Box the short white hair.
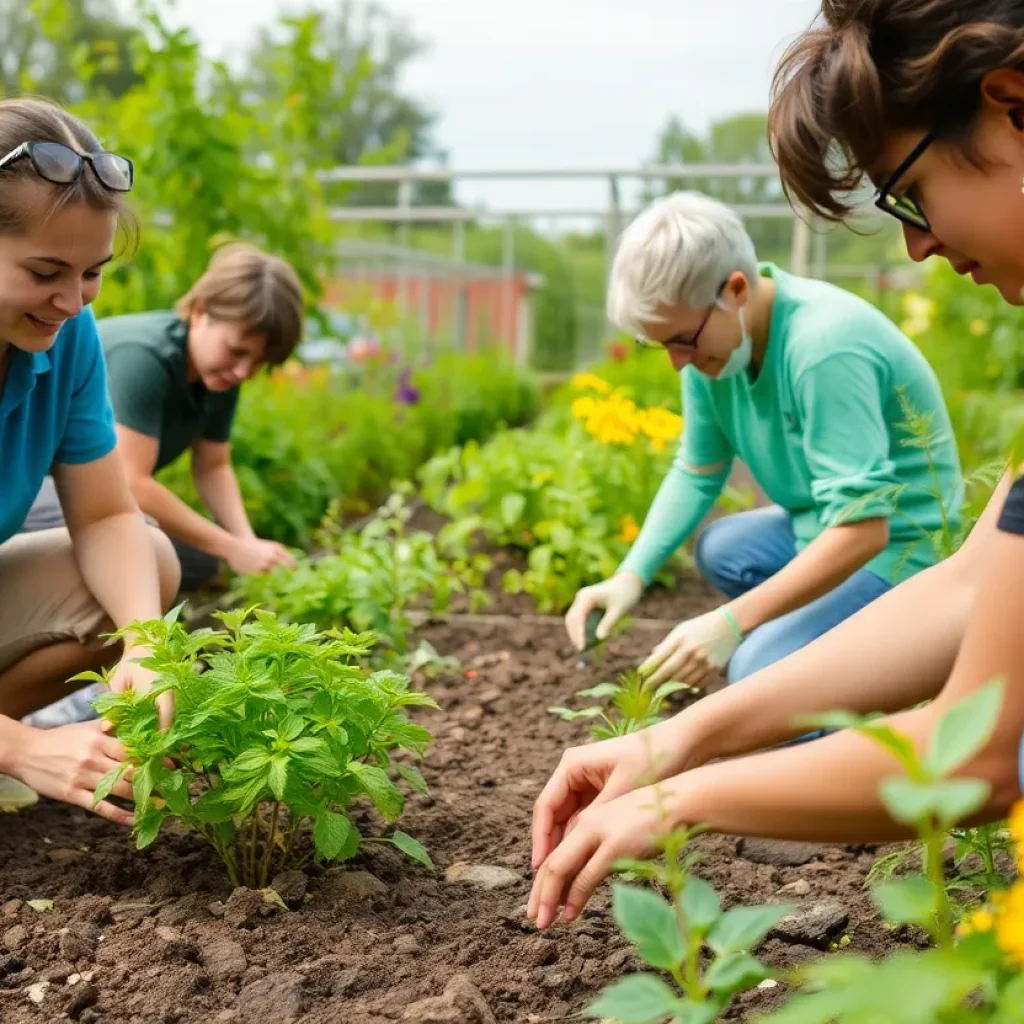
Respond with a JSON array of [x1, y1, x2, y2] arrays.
[[606, 191, 760, 336]]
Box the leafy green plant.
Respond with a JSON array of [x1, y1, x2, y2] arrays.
[[232, 487, 489, 660], [81, 608, 436, 889], [550, 669, 691, 739], [589, 825, 793, 1024], [759, 681, 1022, 1023]]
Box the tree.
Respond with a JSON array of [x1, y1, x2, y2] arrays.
[[1, 0, 143, 101], [244, 0, 452, 208]]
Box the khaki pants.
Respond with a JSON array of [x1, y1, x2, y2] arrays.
[[0, 529, 117, 675]]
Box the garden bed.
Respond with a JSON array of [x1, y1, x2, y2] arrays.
[[0, 577, 918, 1024]]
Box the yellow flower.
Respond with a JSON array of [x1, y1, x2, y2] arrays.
[[571, 396, 598, 421], [638, 407, 684, 443], [995, 881, 1024, 967], [970, 319, 989, 337], [1009, 801, 1024, 870], [618, 514, 640, 543], [957, 908, 995, 937], [571, 373, 612, 394], [903, 293, 936, 322]]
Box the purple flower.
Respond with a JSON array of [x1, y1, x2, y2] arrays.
[[395, 367, 421, 406]]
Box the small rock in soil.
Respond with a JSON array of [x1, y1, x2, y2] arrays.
[[224, 888, 265, 929], [737, 838, 823, 867], [270, 871, 308, 908], [207, 902, 225, 918], [216, 1012, 240, 1023], [2, 924, 28, 951], [59, 922, 100, 964], [401, 974, 497, 1024], [47, 848, 84, 864], [79, 1010, 99, 1024], [44, 960, 74, 983], [26, 980, 50, 1004], [522, 937, 557, 967], [444, 863, 520, 890], [333, 967, 361, 996], [326, 870, 388, 900], [155, 926, 182, 943], [478, 686, 502, 706], [237, 971, 305, 1024], [65, 983, 99, 1019], [777, 879, 812, 897], [538, 968, 570, 991], [770, 901, 850, 949], [201, 939, 247, 980], [2, 900, 23, 918], [393, 934, 422, 955]]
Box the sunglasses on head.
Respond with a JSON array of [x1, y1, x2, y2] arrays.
[[0, 141, 133, 194]]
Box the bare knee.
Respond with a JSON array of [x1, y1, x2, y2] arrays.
[[149, 528, 182, 610]]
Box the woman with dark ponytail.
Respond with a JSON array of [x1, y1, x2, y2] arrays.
[[0, 98, 179, 824], [526, 0, 1024, 930]]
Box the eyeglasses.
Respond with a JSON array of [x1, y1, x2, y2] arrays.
[[875, 132, 936, 232], [635, 282, 726, 352], [0, 141, 134, 193]]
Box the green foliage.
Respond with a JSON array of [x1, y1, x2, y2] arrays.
[[82, 608, 436, 889], [549, 669, 691, 739], [765, 682, 1023, 1023], [231, 486, 490, 658], [589, 827, 791, 1024], [158, 354, 538, 549]]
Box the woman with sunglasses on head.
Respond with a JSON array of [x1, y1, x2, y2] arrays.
[[0, 98, 180, 824], [527, 0, 1024, 932], [565, 190, 961, 691]]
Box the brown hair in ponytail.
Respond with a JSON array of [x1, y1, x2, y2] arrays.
[[768, 0, 1024, 220]]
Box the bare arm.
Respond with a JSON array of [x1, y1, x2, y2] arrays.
[[117, 425, 237, 560], [728, 517, 889, 634], [191, 440, 255, 539]]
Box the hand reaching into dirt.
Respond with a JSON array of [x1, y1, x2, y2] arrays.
[[531, 719, 692, 870], [225, 536, 297, 576], [564, 572, 644, 651], [5, 719, 134, 826], [639, 608, 742, 689], [528, 781, 682, 929]]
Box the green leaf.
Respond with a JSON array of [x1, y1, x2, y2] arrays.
[[612, 884, 686, 972], [680, 876, 721, 932], [585, 973, 682, 1024], [872, 876, 939, 928], [881, 777, 991, 828], [391, 830, 433, 869], [158, 771, 192, 817], [268, 758, 288, 801], [313, 808, 359, 861], [395, 764, 429, 794], [577, 683, 622, 699], [132, 761, 154, 812], [708, 904, 794, 956], [670, 1005, 720, 1024], [192, 786, 241, 824], [229, 749, 272, 774], [136, 808, 164, 850], [704, 952, 770, 994], [93, 762, 129, 805], [348, 763, 404, 821], [923, 680, 1004, 778], [500, 493, 526, 527]]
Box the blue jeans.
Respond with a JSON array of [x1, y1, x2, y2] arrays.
[[694, 506, 891, 684]]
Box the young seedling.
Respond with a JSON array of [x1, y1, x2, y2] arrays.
[[588, 822, 793, 1024], [550, 668, 691, 740], [77, 608, 436, 889]]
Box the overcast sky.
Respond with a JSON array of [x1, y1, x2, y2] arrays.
[[163, 0, 822, 215]]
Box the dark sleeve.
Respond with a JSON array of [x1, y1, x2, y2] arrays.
[[201, 388, 241, 444], [104, 342, 172, 439], [998, 477, 1024, 536]]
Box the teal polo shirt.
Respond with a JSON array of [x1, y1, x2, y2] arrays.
[[0, 307, 117, 544]]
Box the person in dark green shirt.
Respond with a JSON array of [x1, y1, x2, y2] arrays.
[[566, 192, 963, 690], [23, 242, 305, 592]]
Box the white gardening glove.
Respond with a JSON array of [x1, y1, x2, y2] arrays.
[[640, 608, 744, 689], [564, 572, 645, 651]]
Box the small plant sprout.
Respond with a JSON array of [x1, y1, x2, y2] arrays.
[[550, 668, 692, 740], [76, 607, 437, 889], [589, 818, 793, 1024]]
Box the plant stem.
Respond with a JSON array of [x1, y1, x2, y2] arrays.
[[260, 801, 281, 888], [925, 828, 954, 948], [246, 810, 261, 888]]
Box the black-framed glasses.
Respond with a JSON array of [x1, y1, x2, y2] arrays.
[[635, 282, 727, 352], [875, 132, 936, 232], [0, 141, 134, 193]]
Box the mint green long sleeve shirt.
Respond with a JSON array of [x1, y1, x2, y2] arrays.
[[619, 265, 963, 587]]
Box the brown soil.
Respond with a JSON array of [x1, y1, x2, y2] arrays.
[[0, 577, 916, 1024]]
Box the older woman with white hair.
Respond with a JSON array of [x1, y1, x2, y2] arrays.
[[566, 191, 963, 689]]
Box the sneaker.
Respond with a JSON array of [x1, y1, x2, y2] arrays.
[[22, 684, 105, 729]]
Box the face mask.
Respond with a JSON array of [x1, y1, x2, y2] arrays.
[[715, 304, 752, 380]]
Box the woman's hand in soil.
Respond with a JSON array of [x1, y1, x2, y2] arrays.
[[528, 781, 682, 929], [640, 608, 741, 689], [110, 645, 173, 730], [226, 536, 296, 576], [7, 720, 134, 826], [531, 720, 689, 870], [564, 572, 644, 650]]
